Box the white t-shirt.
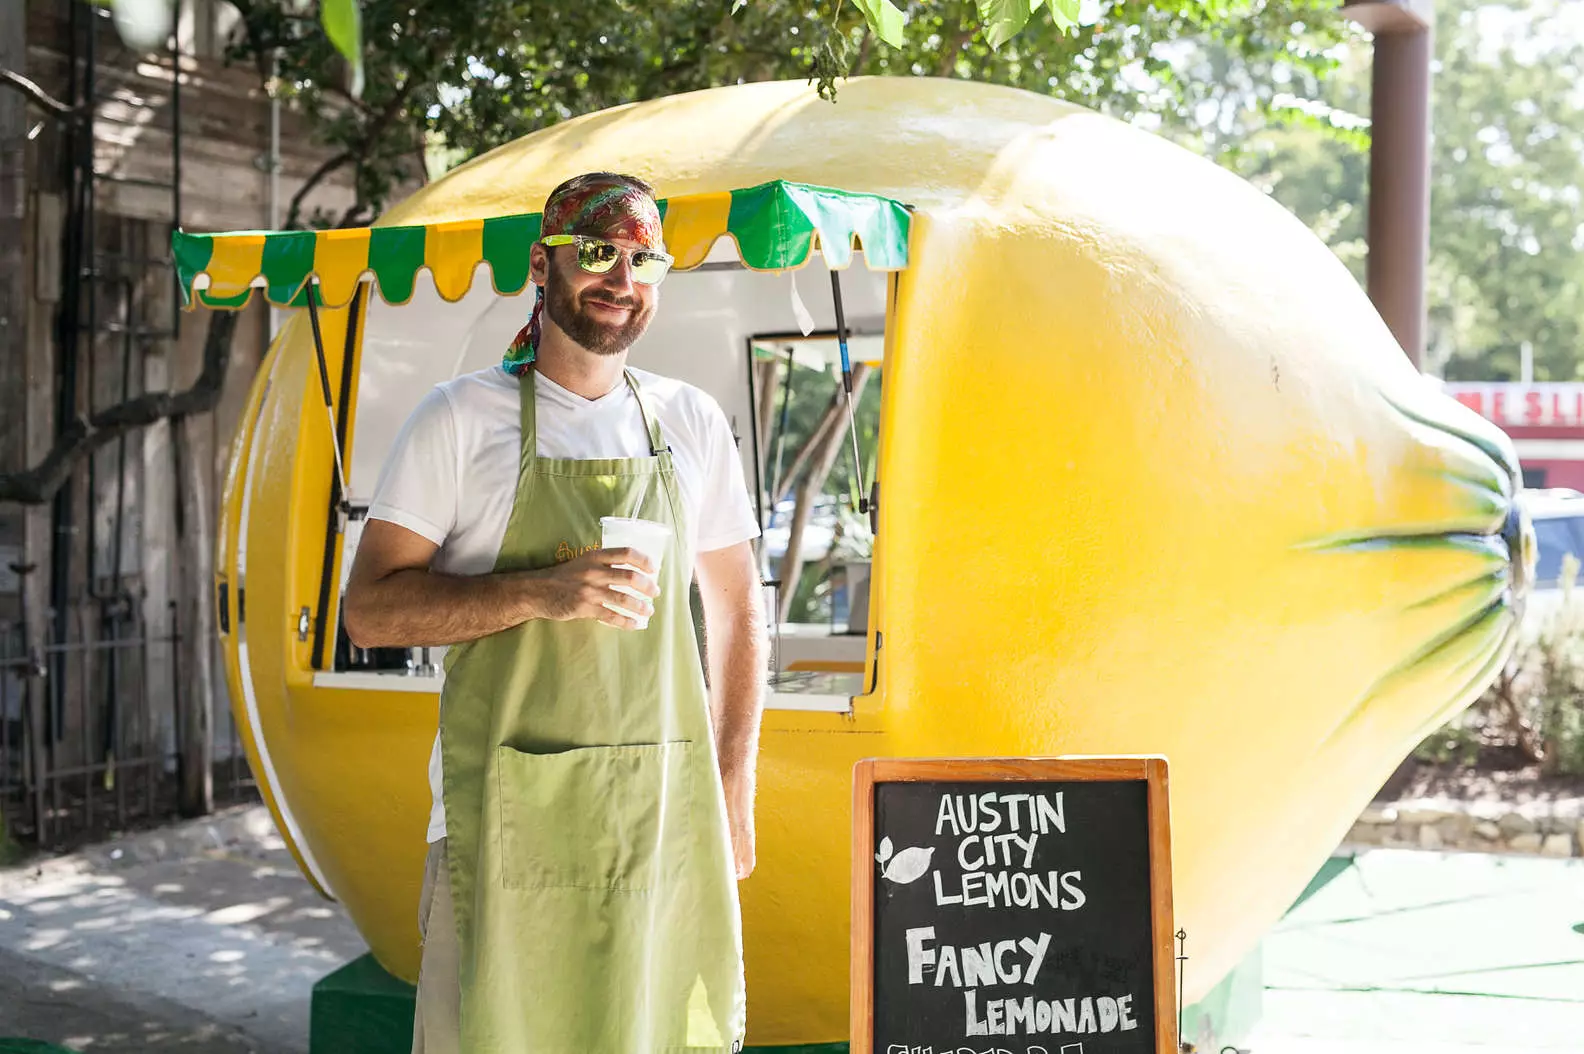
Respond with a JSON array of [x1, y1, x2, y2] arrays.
[[366, 365, 761, 842]]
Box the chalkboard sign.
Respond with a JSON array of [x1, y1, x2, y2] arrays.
[[851, 758, 1175, 1054]]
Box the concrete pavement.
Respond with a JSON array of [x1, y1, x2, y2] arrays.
[[3, 813, 1583, 1052], [0, 806, 367, 1053], [1245, 848, 1584, 1052]]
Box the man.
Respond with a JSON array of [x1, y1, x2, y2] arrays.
[[343, 172, 767, 1053]]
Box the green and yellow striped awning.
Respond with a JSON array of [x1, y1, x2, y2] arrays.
[[173, 180, 912, 311]]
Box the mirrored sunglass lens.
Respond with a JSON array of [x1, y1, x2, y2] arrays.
[[631, 254, 670, 284], [577, 240, 620, 272]]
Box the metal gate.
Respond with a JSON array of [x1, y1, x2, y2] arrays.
[[0, 600, 255, 850]]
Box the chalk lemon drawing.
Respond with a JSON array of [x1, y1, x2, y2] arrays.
[[876, 837, 935, 885]]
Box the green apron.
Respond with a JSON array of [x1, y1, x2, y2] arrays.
[[439, 368, 747, 1052]]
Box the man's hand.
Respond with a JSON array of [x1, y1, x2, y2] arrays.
[[723, 766, 757, 880], [524, 547, 660, 630], [344, 523, 664, 647]]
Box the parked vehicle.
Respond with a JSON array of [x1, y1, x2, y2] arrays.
[[1517, 488, 1584, 638]]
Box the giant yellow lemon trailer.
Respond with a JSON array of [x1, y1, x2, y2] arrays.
[[176, 77, 1532, 1046]]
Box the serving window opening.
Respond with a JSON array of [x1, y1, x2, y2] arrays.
[[312, 236, 892, 712], [747, 329, 883, 704]]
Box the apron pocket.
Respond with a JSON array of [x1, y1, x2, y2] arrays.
[[494, 741, 692, 893]]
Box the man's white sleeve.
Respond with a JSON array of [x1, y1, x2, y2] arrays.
[[697, 400, 763, 553], [366, 387, 458, 546]]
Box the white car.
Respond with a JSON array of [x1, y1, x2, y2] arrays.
[[1517, 488, 1584, 640]]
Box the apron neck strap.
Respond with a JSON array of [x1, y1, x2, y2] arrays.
[[623, 370, 669, 458], [517, 367, 669, 459], [519, 367, 538, 470]]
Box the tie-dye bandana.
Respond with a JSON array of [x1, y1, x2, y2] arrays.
[[502, 178, 666, 375]]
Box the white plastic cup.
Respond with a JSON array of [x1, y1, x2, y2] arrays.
[[599, 516, 671, 629]]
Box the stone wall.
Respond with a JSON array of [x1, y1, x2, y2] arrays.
[[1343, 797, 1584, 857]]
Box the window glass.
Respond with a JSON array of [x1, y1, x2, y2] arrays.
[[751, 336, 881, 629]]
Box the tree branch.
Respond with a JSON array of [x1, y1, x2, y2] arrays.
[[0, 68, 75, 119], [0, 313, 241, 506], [776, 365, 874, 621], [284, 149, 352, 229], [776, 364, 873, 506], [325, 80, 377, 117], [935, 17, 975, 78], [754, 356, 780, 482], [336, 199, 374, 227], [413, 141, 430, 186], [282, 30, 429, 229], [853, 26, 875, 74]]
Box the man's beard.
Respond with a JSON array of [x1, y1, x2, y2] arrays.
[[543, 263, 654, 357]]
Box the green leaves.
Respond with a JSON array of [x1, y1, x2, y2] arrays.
[[1234, 0, 1584, 383], [975, 0, 1034, 50], [222, 0, 1351, 233], [851, 0, 906, 48], [322, 0, 365, 98], [1048, 0, 1082, 30], [806, 0, 1087, 54]]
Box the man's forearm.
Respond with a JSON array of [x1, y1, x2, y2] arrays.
[[707, 602, 768, 784], [344, 568, 543, 648]]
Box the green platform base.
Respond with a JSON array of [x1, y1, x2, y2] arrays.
[[1178, 852, 1357, 1051], [311, 953, 417, 1053], [0, 1042, 74, 1054], [1180, 942, 1264, 1050]]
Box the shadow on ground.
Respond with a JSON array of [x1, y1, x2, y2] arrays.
[[0, 807, 370, 1053]]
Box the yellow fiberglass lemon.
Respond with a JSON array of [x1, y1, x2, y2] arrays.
[[204, 76, 1530, 1047]]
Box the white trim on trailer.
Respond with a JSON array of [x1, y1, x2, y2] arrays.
[[236, 349, 335, 897], [765, 691, 854, 713], [313, 670, 442, 693], [310, 668, 856, 713]]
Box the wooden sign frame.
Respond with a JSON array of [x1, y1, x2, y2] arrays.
[[851, 756, 1175, 1054]]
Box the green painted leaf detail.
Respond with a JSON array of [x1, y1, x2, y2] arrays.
[[852, 0, 906, 48]]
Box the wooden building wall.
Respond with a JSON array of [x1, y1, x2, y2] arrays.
[[1, 0, 379, 836]]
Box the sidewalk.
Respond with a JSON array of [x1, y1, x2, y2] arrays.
[[0, 806, 368, 1053], [3, 813, 1582, 1052], [1246, 848, 1584, 1052]]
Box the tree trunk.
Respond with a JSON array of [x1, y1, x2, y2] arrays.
[[173, 412, 215, 817], [777, 363, 873, 507], [776, 366, 874, 623], [0, 0, 26, 476], [935, 16, 975, 78], [0, 311, 240, 504], [753, 354, 780, 497], [853, 27, 875, 74], [165, 261, 215, 818]]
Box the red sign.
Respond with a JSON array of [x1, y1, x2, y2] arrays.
[[1442, 383, 1584, 429]]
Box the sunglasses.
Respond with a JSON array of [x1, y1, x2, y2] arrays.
[[540, 234, 674, 286]]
